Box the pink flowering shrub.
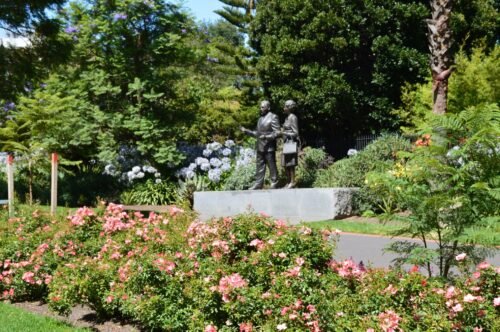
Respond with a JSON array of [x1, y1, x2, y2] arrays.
[[1, 205, 499, 331]]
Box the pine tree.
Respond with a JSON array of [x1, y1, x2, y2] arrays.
[[214, 1, 261, 101], [215, 0, 257, 34]]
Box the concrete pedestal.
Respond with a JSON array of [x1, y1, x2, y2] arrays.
[[194, 188, 357, 224]]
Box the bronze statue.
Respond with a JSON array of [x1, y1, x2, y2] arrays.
[[240, 100, 280, 190], [281, 100, 299, 188]]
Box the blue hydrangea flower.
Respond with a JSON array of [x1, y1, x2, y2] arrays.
[[64, 26, 79, 34], [188, 163, 197, 171], [113, 12, 128, 21], [202, 149, 212, 157], [224, 139, 235, 148], [222, 148, 232, 156], [3, 102, 15, 111], [200, 162, 210, 171], [221, 163, 231, 172]]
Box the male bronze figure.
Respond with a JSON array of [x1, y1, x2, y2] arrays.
[[240, 100, 280, 190]]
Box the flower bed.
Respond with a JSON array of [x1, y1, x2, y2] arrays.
[[0, 205, 498, 331]]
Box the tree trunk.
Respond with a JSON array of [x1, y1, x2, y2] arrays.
[[427, 0, 453, 115], [432, 76, 449, 115]]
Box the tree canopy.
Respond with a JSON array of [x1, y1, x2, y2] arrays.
[[250, 0, 498, 154]]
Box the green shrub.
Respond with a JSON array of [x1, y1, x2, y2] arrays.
[[222, 162, 256, 191], [314, 134, 411, 188], [296, 147, 332, 188], [367, 104, 500, 278], [0, 204, 499, 331]]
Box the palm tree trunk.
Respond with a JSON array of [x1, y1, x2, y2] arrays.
[[427, 0, 453, 115]]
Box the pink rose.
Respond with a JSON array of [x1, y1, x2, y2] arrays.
[[205, 325, 217, 332], [494, 297, 500, 307], [455, 253, 466, 261], [477, 261, 490, 270]]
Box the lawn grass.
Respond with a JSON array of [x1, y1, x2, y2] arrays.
[[307, 217, 499, 247], [307, 217, 404, 236], [0, 302, 89, 332]]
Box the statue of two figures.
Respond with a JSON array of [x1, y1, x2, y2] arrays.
[[240, 100, 299, 190]]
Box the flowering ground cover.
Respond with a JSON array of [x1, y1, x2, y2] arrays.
[[0, 204, 498, 331]]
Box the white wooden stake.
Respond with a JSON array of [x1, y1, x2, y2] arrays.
[[7, 154, 14, 217], [50, 153, 58, 215]]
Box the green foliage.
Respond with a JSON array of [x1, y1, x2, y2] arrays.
[[314, 134, 412, 188], [367, 103, 500, 278], [222, 162, 256, 191], [250, 0, 499, 142], [120, 179, 179, 205], [250, 0, 430, 139], [395, 45, 500, 132], [295, 147, 331, 188]]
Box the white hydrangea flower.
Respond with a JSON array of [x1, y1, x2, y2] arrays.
[[202, 149, 212, 157], [195, 157, 209, 165], [185, 170, 195, 179], [127, 171, 136, 180], [210, 157, 222, 168], [208, 168, 222, 183], [222, 148, 232, 156], [136, 172, 145, 179], [347, 149, 358, 156], [132, 166, 141, 173], [155, 178, 162, 184], [208, 142, 222, 151], [143, 165, 157, 173], [224, 139, 235, 147], [200, 162, 211, 171]]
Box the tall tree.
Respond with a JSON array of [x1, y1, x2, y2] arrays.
[[250, 0, 498, 156], [250, 0, 430, 155], [0, 0, 70, 102], [215, 0, 257, 33], [427, 0, 453, 115]]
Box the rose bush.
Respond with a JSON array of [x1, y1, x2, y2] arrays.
[[0, 205, 498, 331]]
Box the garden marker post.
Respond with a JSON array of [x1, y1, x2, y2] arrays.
[[6, 154, 14, 217], [50, 153, 58, 215]]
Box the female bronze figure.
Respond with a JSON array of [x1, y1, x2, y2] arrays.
[[281, 100, 299, 188]]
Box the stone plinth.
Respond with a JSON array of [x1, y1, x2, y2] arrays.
[[193, 188, 357, 224]]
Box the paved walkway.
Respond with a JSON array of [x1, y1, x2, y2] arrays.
[[334, 232, 500, 269]]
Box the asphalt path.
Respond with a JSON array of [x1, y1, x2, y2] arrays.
[[333, 232, 500, 270]]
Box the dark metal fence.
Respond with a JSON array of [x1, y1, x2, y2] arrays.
[[354, 134, 379, 151]]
